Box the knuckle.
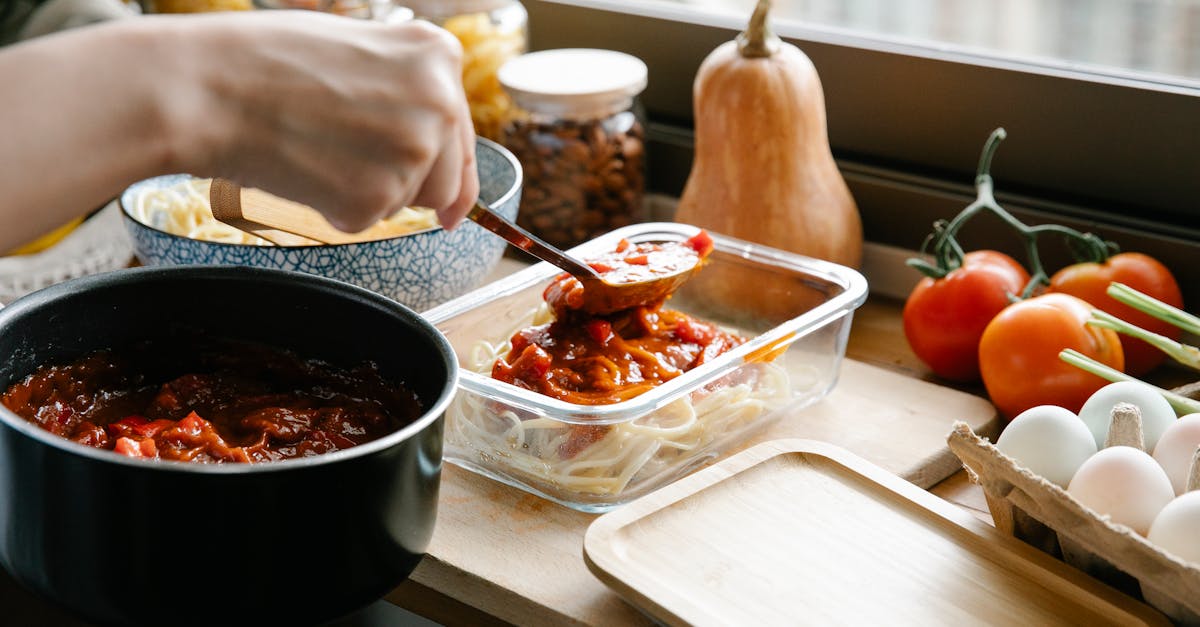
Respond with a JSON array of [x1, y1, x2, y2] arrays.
[[336, 178, 397, 231], [404, 20, 463, 58], [429, 24, 464, 59], [416, 184, 456, 211], [398, 135, 438, 169]]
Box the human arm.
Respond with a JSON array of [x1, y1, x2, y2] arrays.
[[0, 11, 478, 252]]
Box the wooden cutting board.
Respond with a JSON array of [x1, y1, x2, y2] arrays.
[[583, 439, 1169, 626], [389, 357, 1001, 626]]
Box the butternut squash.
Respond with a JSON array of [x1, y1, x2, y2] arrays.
[[674, 0, 862, 269]]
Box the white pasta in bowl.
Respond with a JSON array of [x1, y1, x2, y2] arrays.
[[126, 177, 439, 246], [118, 138, 522, 312]]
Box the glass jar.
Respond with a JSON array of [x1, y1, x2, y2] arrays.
[[399, 0, 528, 141], [499, 48, 648, 249], [259, 0, 410, 20], [142, 0, 253, 11]]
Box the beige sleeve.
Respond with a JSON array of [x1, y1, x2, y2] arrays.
[[19, 0, 134, 41]]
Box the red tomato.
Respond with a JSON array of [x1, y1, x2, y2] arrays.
[[978, 293, 1124, 420], [1048, 252, 1183, 376], [903, 251, 1030, 382]]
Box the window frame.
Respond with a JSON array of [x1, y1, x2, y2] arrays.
[[523, 0, 1200, 302]]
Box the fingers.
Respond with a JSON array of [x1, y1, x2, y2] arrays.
[[439, 97, 479, 230], [205, 16, 480, 235], [411, 122, 462, 210], [411, 90, 477, 231]]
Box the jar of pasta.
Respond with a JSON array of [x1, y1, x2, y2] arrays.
[[253, 0, 374, 18], [498, 48, 648, 250], [397, 0, 527, 141], [141, 0, 253, 11]]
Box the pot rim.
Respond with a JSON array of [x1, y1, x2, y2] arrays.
[[0, 264, 458, 475]]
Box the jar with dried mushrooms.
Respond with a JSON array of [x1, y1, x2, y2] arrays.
[[499, 48, 648, 249]]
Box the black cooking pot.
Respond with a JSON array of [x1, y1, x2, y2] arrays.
[[0, 266, 456, 627]]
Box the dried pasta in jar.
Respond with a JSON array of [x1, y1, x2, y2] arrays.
[[142, 0, 253, 12], [400, 0, 528, 141]]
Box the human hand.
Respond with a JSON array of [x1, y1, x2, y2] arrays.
[[166, 11, 479, 231]]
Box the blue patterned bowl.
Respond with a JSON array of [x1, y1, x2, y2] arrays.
[[120, 138, 521, 312]]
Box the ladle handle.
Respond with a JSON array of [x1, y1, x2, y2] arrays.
[[467, 202, 603, 281]]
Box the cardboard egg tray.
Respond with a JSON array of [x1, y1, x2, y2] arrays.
[[947, 402, 1200, 625]]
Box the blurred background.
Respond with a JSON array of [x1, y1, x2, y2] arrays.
[[665, 0, 1200, 83]]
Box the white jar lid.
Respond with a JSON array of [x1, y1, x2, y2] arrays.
[[499, 48, 648, 119]]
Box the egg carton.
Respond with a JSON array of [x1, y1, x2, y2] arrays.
[[947, 416, 1200, 625]]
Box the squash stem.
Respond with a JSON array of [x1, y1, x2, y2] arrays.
[[1059, 349, 1200, 415], [737, 0, 780, 58]]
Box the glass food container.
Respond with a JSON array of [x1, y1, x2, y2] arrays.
[[423, 223, 869, 512], [398, 0, 528, 141], [499, 48, 649, 250]]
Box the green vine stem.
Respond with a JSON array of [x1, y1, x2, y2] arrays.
[[906, 128, 1118, 299], [1059, 349, 1200, 415]]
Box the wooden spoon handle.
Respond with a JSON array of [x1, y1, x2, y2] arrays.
[[209, 178, 328, 246], [210, 178, 425, 246]]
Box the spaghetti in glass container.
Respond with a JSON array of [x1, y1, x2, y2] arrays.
[[426, 223, 868, 512]]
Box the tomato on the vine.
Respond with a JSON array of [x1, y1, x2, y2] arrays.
[[903, 250, 1030, 382], [1048, 252, 1183, 376], [979, 293, 1124, 420]]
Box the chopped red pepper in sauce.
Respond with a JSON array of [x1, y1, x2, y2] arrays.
[[541, 232, 714, 318], [1, 336, 423, 463], [491, 232, 743, 457], [497, 232, 736, 404]]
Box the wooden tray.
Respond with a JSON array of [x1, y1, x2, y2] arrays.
[[583, 439, 1169, 626]]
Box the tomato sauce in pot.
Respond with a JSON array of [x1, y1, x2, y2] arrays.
[[1, 335, 423, 463]]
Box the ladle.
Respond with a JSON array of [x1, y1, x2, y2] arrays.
[[209, 179, 698, 313], [464, 202, 699, 313]]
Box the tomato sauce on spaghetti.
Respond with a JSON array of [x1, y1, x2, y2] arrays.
[[492, 231, 744, 407]]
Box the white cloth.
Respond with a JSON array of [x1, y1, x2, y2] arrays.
[[0, 202, 134, 305]]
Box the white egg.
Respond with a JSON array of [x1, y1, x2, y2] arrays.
[[1148, 491, 1200, 566], [1067, 445, 1175, 535], [1078, 381, 1176, 451], [996, 405, 1097, 486], [1152, 413, 1200, 495]]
